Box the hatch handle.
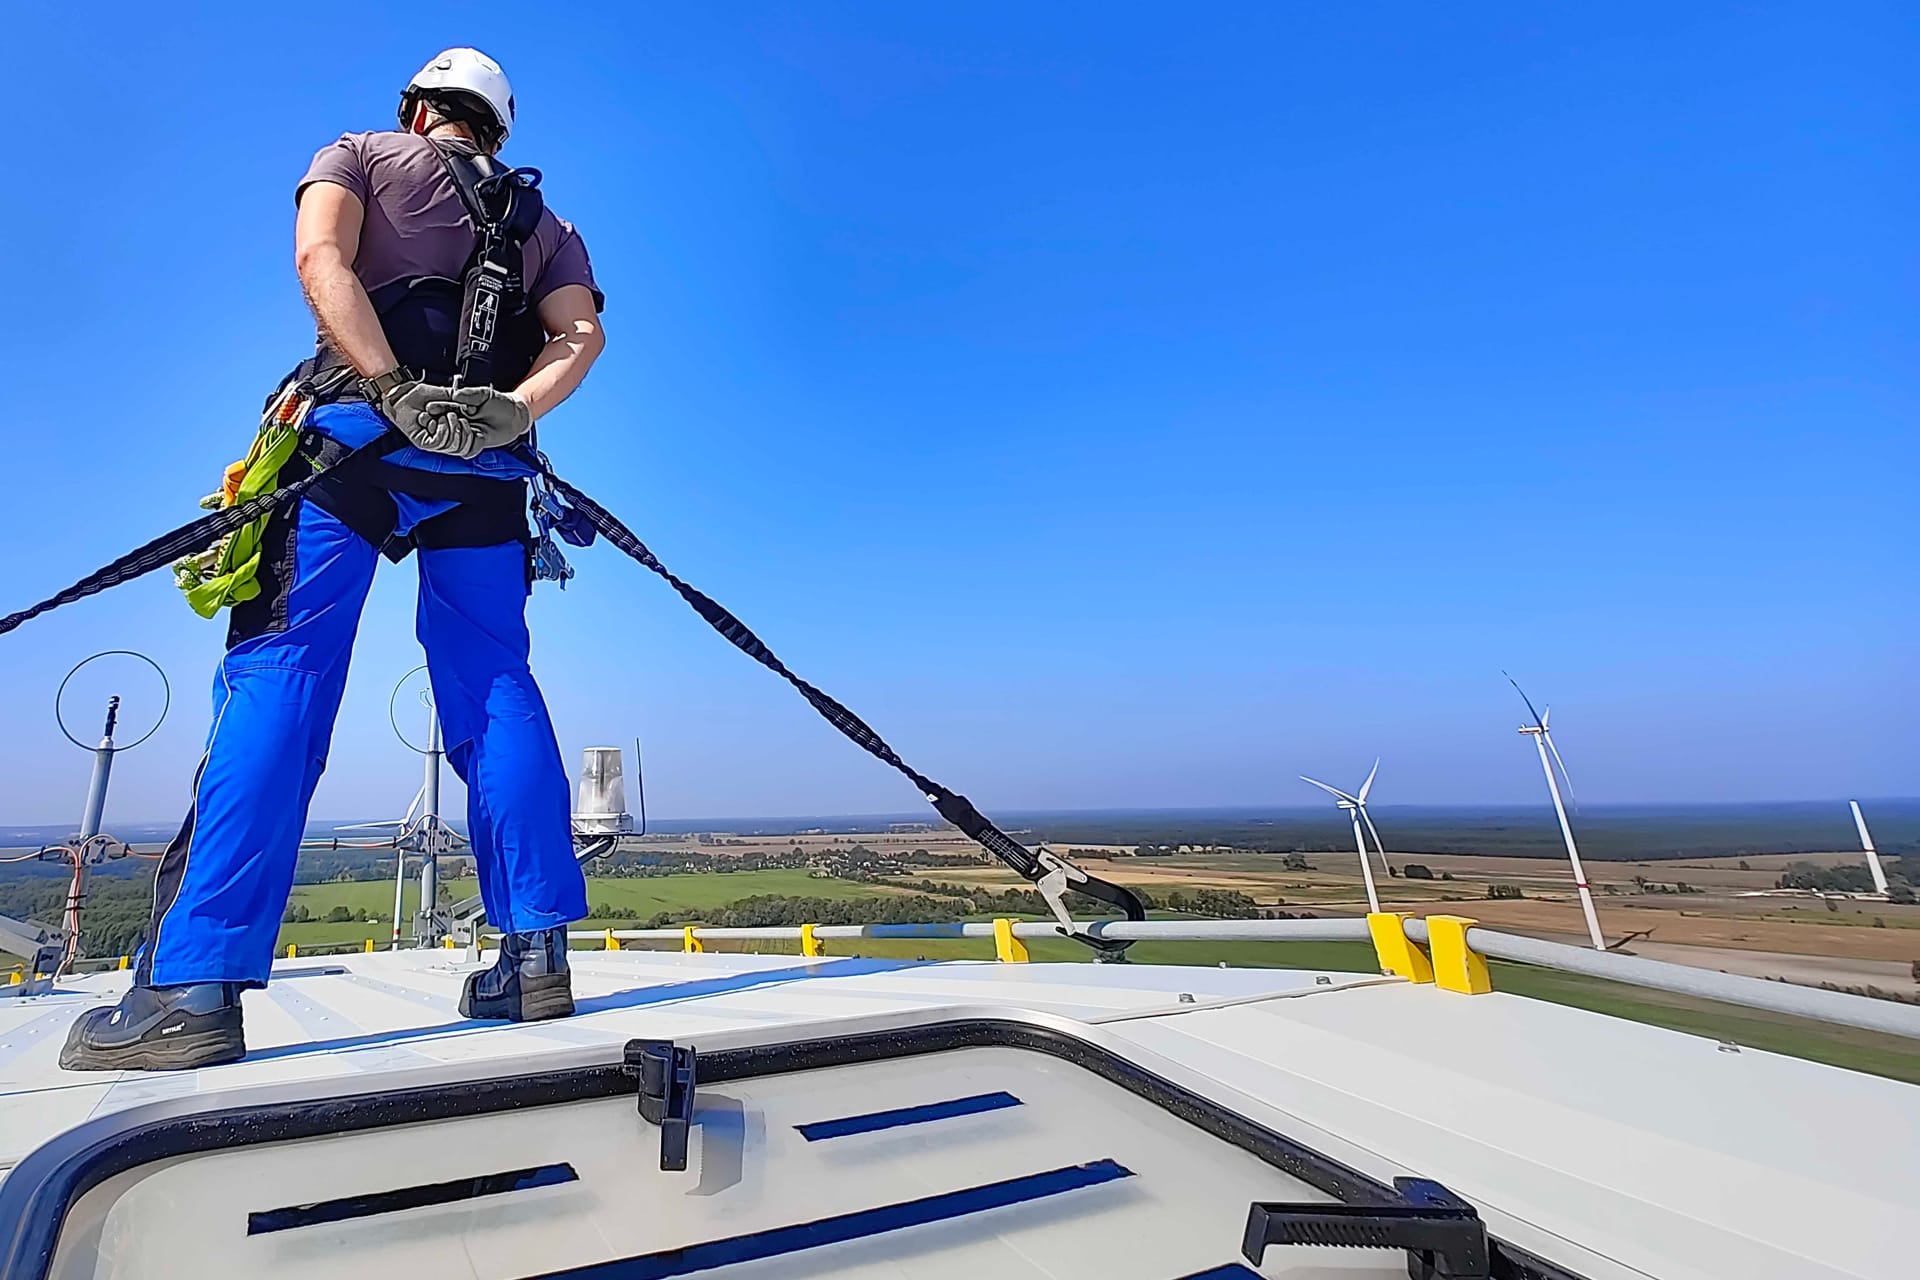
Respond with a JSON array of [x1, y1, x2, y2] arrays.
[[624, 1038, 698, 1172], [1241, 1177, 1489, 1279]]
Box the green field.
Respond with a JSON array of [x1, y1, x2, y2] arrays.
[[273, 875, 1920, 1085], [278, 870, 897, 949]]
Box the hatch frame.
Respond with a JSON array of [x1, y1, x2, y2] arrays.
[[0, 1015, 1584, 1280]]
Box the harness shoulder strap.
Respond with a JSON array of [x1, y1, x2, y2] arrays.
[[428, 140, 497, 236], [428, 141, 544, 248], [428, 140, 548, 389]]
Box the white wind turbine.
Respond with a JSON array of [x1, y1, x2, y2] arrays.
[[1300, 760, 1390, 914], [1506, 674, 1605, 950], [1849, 801, 1892, 898]]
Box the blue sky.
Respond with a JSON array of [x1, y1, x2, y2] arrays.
[[1, 3, 1913, 826]]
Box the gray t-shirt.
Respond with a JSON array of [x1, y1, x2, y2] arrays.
[[297, 130, 602, 311]]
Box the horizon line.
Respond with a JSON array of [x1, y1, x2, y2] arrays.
[[7, 794, 1918, 833]]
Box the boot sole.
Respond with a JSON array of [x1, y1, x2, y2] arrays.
[[59, 1028, 246, 1073], [460, 972, 575, 1022]]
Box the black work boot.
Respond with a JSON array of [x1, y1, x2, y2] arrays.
[[459, 926, 574, 1021], [59, 983, 246, 1072]]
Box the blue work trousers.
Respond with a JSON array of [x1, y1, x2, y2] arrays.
[[142, 492, 586, 988]]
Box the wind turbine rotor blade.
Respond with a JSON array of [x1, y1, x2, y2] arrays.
[[1359, 758, 1380, 804], [1357, 806, 1391, 872], [1300, 775, 1359, 804], [1542, 730, 1578, 808], [1503, 671, 1548, 729]]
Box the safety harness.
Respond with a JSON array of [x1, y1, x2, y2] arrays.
[[174, 141, 549, 616]]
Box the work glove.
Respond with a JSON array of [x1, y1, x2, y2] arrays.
[[380, 380, 484, 457], [433, 385, 535, 454]]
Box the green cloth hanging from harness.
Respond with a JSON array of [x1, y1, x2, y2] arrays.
[[172, 395, 307, 618]]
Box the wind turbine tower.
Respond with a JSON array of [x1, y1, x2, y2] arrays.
[[1849, 801, 1891, 898], [1506, 676, 1606, 951], [1300, 760, 1388, 915]]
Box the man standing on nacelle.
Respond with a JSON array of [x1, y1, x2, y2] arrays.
[[64, 48, 603, 1071]]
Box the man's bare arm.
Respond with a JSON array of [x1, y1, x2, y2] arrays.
[[513, 284, 606, 420], [294, 182, 399, 377]]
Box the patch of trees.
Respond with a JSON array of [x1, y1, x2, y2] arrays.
[[882, 879, 1264, 921], [1145, 889, 1263, 919], [0, 871, 154, 959], [1774, 863, 1879, 894], [610, 894, 975, 930], [1485, 884, 1525, 900], [1632, 880, 1704, 895], [880, 879, 1124, 918], [282, 903, 377, 924], [282, 841, 999, 889]]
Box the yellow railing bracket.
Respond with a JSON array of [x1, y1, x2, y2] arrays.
[[363, 938, 375, 953], [801, 923, 823, 958], [1367, 912, 1434, 984], [683, 926, 705, 954], [605, 928, 620, 952], [118, 955, 130, 971], [1427, 915, 1492, 994], [993, 918, 1029, 963]]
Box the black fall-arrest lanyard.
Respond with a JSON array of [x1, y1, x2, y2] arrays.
[[430, 142, 546, 391], [0, 444, 1148, 956], [431, 144, 586, 587]]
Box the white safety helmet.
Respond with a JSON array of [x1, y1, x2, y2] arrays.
[[399, 47, 515, 149]]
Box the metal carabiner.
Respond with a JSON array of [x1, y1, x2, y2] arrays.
[[527, 472, 577, 588]]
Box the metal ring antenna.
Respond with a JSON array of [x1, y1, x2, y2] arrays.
[[55, 650, 170, 752], [387, 664, 437, 755]]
